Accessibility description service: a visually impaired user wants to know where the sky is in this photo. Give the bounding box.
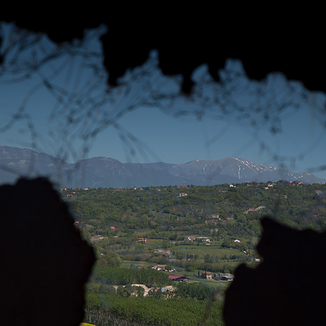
[1,23,326,179]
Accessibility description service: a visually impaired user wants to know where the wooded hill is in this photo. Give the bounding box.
[62,181,326,264]
[64,181,326,237]
[68,181,326,325]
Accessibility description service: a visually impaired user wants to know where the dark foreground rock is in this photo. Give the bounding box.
[224,217,326,326]
[0,178,95,326]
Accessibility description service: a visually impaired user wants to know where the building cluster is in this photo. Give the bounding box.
[201,272,234,281]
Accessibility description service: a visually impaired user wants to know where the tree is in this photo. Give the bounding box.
[134,286,145,298]
[204,254,212,264]
[165,264,173,271]
[117,285,131,297]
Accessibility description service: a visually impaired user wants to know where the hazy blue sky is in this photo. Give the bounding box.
[1,23,326,179]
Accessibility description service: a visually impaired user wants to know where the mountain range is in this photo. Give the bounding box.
[0,146,325,188]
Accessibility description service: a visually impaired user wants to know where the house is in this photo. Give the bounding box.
[219,273,233,281]
[160,285,175,293]
[168,274,187,282]
[178,193,188,197]
[138,238,147,243]
[221,275,233,281]
[152,264,166,271]
[197,236,210,242]
[185,236,196,241]
[244,208,257,214]
[110,226,117,230]
[202,271,212,280]
[206,214,220,219]
[291,181,304,186]
[234,239,241,243]
[219,273,232,277]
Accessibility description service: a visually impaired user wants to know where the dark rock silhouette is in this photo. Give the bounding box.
[0,178,95,325]
[1,8,325,94]
[224,217,326,326]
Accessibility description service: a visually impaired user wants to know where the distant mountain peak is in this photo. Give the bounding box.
[0,146,325,187]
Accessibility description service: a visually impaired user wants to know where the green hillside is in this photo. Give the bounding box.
[65,181,326,325]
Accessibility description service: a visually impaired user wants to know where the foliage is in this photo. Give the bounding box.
[173,282,217,301]
[74,182,326,326]
[62,183,326,272]
[85,294,224,326]
[92,265,172,288]
[65,183,326,243]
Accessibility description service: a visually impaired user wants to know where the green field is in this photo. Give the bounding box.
[134,238,250,261]
[64,182,326,326]
[173,245,248,258]
[120,260,153,269]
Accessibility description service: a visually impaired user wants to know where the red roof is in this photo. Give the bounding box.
[168,274,186,280]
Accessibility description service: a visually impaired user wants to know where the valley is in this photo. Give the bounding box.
[62,181,326,325]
